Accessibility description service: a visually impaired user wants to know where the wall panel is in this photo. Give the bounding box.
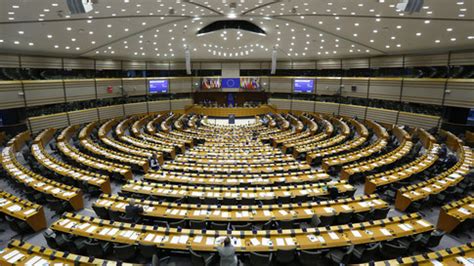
[240,62,262,69]
[63,58,94,69]
[342,58,369,69]
[314,102,339,115]
[170,99,193,111]
[96,59,121,70]
[28,113,68,134]
[98,105,124,120]
[68,108,98,125]
[398,112,440,129]
[369,78,401,101]
[268,98,291,110]
[291,100,315,113]
[170,78,192,93]
[23,80,65,106]
[316,78,341,95]
[200,62,221,69]
[405,54,449,67]
[123,61,146,70]
[276,62,292,69]
[269,78,292,93]
[292,61,316,69]
[148,62,169,70]
[317,59,341,69]
[450,51,474,66]
[124,102,147,115]
[370,56,404,68]
[21,56,62,69]
[0,81,24,109]
[96,79,122,99]
[341,78,368,98]
[339,104,366,118]
[366,107,398,124]
[122,78,147,96]
[169,62,186,70]
[445,79,474,108]
[64,79,96,102]
[0,54,20,68]
[148,100,170,113]
[401,79,444,105]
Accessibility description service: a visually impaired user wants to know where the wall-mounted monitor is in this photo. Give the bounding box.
[149,80,169,93]
[294,79,314,93]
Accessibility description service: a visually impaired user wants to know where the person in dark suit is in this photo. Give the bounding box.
[125,199,144,218]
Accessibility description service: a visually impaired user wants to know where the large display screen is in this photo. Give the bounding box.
[149,80,169,93]
[468,108,474,125]
[294,79,315,93]
[221,78,241,89]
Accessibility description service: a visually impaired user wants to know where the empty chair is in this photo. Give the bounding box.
[190,220,207,230]
[298,249,329,266]
[277,196,292,204]
[190,249,216,266]
[248,251,273,266]
[222,197,238,205]
[278,219,294,229]
[210,222,229,231]
[43,229,66,249]
[113,243,137,262]
[154,220,170,229]
[46,198,70,215]
[379,240,409,259]
[232,223,252,231]
[203,197,219,205]
[328,187,339,199]
[92,205,110,219]
[326,245,354,265]
[188,197,202,205]
[275,248,296,265]
[353,242,380,263]
[83,238,111,258]
[241,197,256,205]
[335,211,353,225]
[372,206,390,220]
[169,219,187,228]
[139,243,159,259]
[420,230,445,248]
[5,215,32,239]
[61,234,86,254]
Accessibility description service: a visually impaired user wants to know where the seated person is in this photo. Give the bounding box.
[149,153,160,170]
[125,198,144,218]
[217,237,238,266]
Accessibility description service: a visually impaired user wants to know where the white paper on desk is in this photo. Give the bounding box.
[171,236,180,244]
[7,204,22,212]
[193,236,203,243]
[233,238,242,247]
[179,235,189,244]
[241,211,249,217]
[250,238,261,246]
[64,221,77,229]
[171,209,179,215]
[398,224,411,231]
[358,202,368,207]
[7,253,24,264]
[417,220,431,227]
[307,234,318,242]
[328,232,339,240]
[2,250,19,260]
[108,228,119,236]
[206,237,215,246]
[304,209,313,215]
[78,223,90,230]
[279,210,288,216]
[351,230,362,238]
[275,238,285,246]
[324,207,334,213]
[262,238,272,246]
[145,234,155,242]
[263,210,271,217]
[455,256,474,265]
[24,255,42,265]
[285,237,295,246]
[222,212,229,218]
[458,208,471,215]
[86,225,97,233]
[193,210,201,216]
[380,228,392,236]
[429,259,444,266]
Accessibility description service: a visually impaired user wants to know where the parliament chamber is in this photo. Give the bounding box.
[0,1,473,266]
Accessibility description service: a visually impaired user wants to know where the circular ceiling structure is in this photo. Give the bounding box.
[0,0,472,61]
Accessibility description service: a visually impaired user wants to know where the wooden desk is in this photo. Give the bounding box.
[50,213,433,253]
[188,105,274,117]
[0,240,137,265]
[0,190,47,231]
[367,242,474,266]
[94,194,388,223]
[122,180,354,201]
[437,196,474,233]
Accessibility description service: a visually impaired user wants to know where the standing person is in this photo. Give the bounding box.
[217,237,238,266]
